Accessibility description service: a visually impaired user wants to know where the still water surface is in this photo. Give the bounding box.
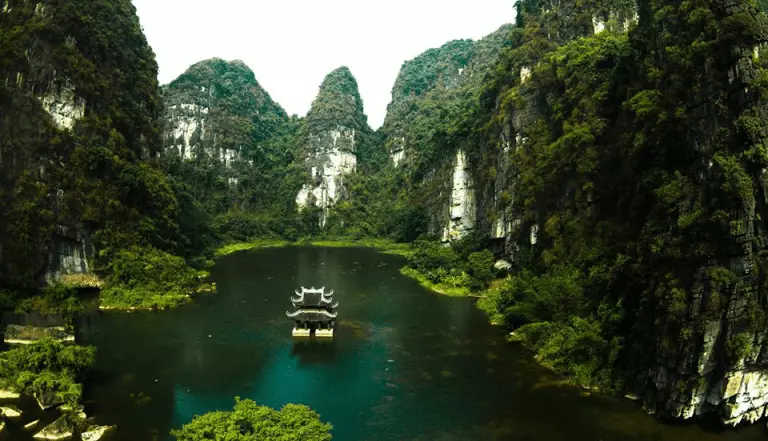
[71,247,766,440]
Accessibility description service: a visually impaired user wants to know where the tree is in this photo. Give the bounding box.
[172,398,333,441]
[0,338,95,408]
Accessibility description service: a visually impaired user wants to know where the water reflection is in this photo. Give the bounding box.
[76,247,765,441]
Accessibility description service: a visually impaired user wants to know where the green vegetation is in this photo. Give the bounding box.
[15,284,84,330]
[215,237,411,258]
[0,339,95,408]
[403,239,498,295]
[171,398,332,441]
[100,246,209,310]
[467,0,768,393]
[2,0,767,426]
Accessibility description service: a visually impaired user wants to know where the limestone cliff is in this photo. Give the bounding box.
[0,0,177,285]
[486,0,768,428]
[380,26,513,242]
[295,67,371,226]
[161,58,289,179]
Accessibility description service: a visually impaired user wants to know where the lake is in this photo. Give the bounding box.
[65,247,765,440]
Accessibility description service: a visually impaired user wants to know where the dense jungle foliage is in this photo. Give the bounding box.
[483,0,768,391]
[0,0,200,310]
[3,0,768,429]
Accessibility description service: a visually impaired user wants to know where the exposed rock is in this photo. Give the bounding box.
[493,260,512,271]
[380,26,513,241]
[60,404,86,420]
[39,81,85,130]
[25,419,40,430]
[33,416,72,440]
[442,150,476,243]
[295,67,371,226]
[0,405,21,417]
[81,426,115,441]
[4,325,74,345]
[161,58,288,171]
[44,225,93,283]
[0,420,4,435]
[0,389,20,399]
[34,390,64,410]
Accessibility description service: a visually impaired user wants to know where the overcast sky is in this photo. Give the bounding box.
[132,0,514,129]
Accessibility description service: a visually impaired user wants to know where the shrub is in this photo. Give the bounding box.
[725,332,753,364]
[0,338,95,407]
[498,266,585,327]
[101,246,200,309]
[465,250,495,290]
[213,211,271,242]
[515,317,621,388]
[172,398,332,441]
[15,284,83,330]
[408,240,460,273]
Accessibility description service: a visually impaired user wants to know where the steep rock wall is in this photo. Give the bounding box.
[161,59,287,171]
[296,67,371,226]
[295,126,357,226]
[381,26,514,242]
[486,0,768,428]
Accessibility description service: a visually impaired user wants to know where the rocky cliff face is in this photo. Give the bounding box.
[295,67,371,226]
[489,0,768,427]
[380,26,513,242]
[162,58,288,177]
[0,0,176,285]
[635,1,768,426]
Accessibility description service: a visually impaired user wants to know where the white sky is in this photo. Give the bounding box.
[132,0,514,129]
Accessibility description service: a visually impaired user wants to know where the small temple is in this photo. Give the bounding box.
[286,286,338,337]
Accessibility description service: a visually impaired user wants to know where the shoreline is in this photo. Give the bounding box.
[215,238,507,324]
[214,238,412,258]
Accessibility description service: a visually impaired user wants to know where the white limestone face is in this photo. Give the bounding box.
[295,126,357,226]
[168,103,209,160]
[392,149,405,166]
[720,371,768,425]
[220,148,238,168]
[0,390,20,399]
[491,216,513,240]
[40,83,84,130]
[520,66,532,84]
[45,230,90,283]
[530,224,539,245]
[390,136,407,166]
[442,150,475,242]
[295,187,311,209]
[593,16,606,34]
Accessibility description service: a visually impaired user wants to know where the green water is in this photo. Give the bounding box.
[64,247,765,440]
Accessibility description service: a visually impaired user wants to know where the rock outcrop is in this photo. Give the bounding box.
[0,0,175,287]
[295,67,371,226]
[380,26,513,242]
[162,58,289,173]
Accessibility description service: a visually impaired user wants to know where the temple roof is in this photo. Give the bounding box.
[291,286,336,307]
[286,309,338,322]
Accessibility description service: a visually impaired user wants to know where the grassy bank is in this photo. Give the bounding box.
[400,267,472,297]
[214,237,412,258]
[401,266,508,324]
[215,238,291,257]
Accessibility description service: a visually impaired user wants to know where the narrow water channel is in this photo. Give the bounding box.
[70,247,764,440]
